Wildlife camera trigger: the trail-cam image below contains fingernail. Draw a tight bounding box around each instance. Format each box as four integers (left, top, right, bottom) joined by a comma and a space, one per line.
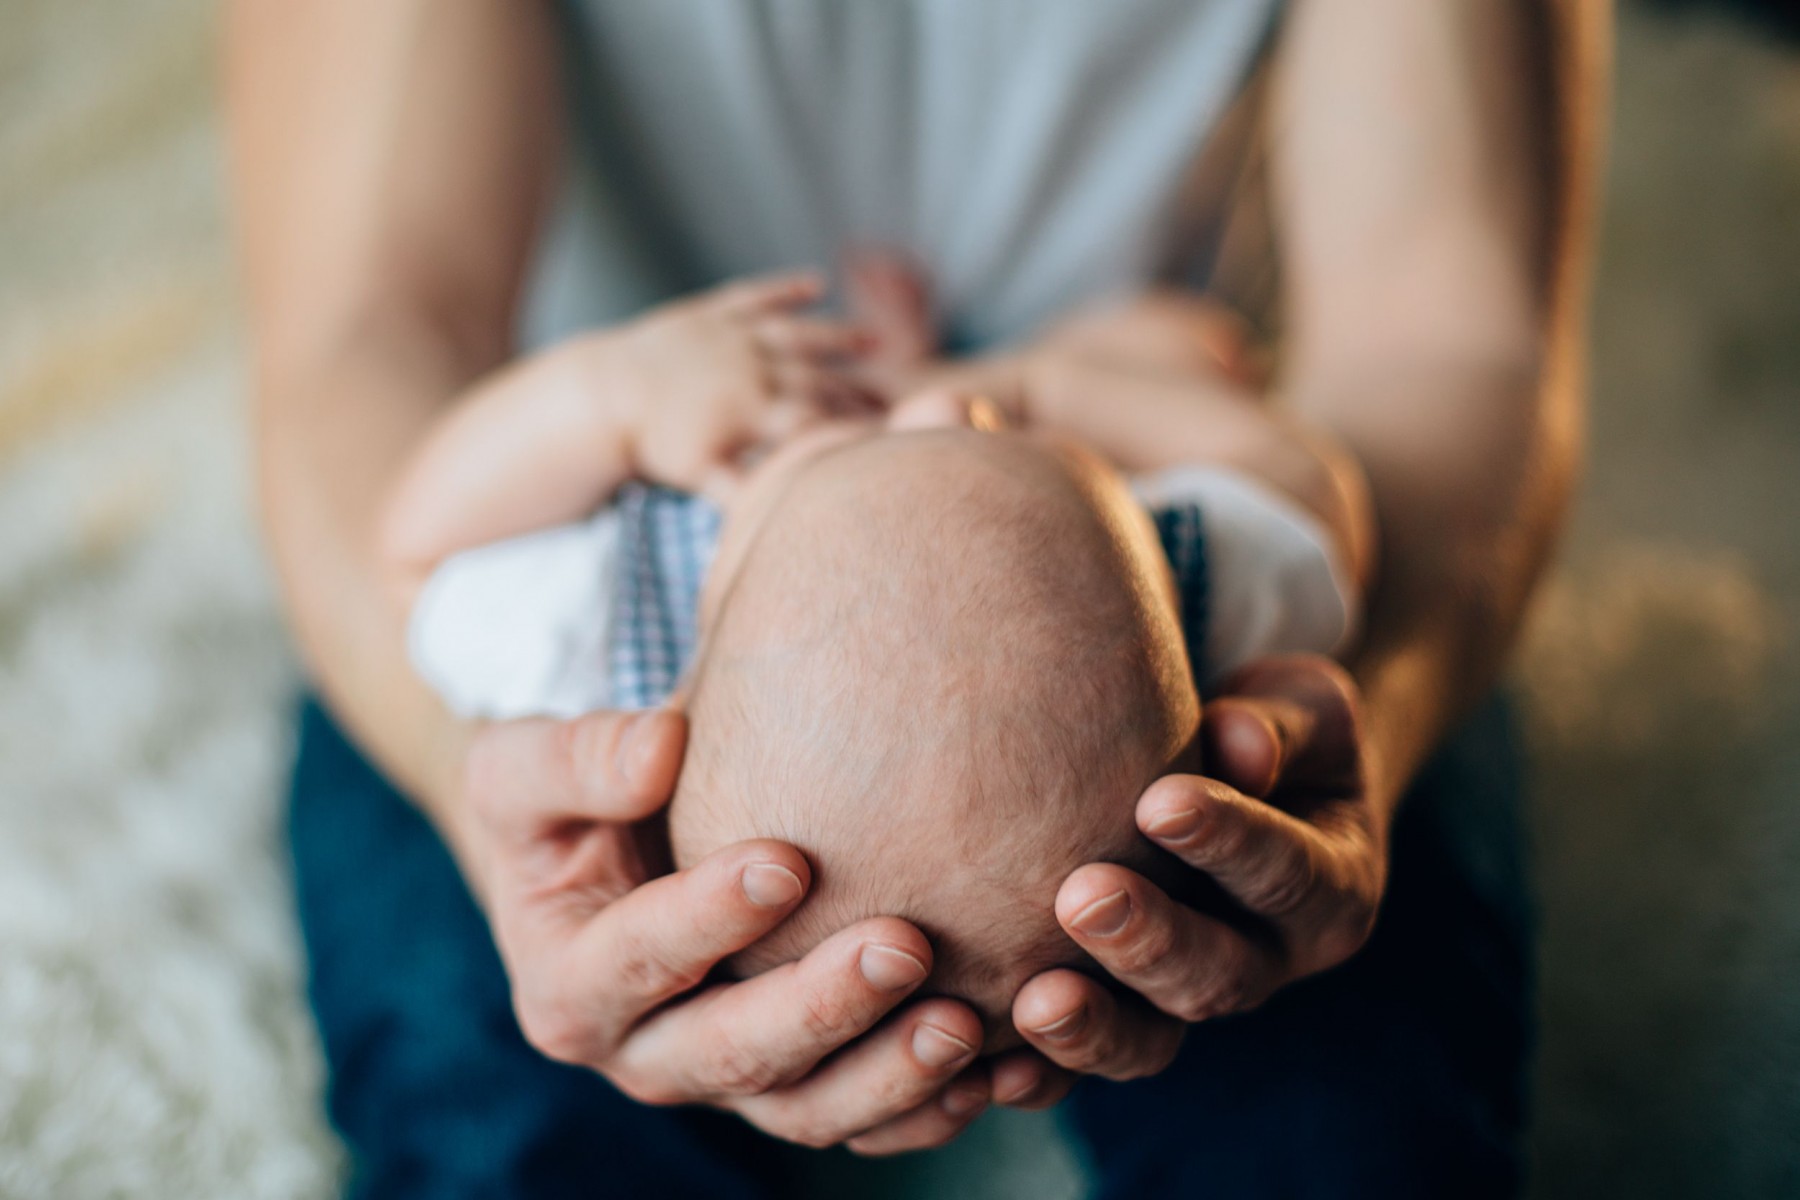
859, 943, 929, 991
1071, 890, 1132, 938
741, 862, 804, 908
1030, 1006, 1088, 1043
1146, 806, 1203, 844
995, 1078, 1039, 1106
912, 1023, 976, 1070
942, 1085, 986, 1116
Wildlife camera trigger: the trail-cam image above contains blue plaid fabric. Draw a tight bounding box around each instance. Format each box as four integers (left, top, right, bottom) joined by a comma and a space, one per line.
608, 484, 721, 709
606, 483, 1211, 709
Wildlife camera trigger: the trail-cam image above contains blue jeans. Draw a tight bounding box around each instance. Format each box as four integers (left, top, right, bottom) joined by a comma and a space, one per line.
288, 696, 1534, 1198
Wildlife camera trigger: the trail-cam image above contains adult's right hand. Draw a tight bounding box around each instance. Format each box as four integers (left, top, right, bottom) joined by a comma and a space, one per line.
464, 706, 1046, 1152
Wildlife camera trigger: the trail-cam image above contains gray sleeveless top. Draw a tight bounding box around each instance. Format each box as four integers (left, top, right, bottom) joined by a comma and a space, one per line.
522, 0, 1283, 351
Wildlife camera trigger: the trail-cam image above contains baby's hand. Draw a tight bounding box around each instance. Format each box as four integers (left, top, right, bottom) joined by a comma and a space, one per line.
614, 272, 877, 497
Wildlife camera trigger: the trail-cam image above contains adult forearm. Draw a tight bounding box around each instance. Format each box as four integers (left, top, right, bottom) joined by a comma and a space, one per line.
226, 0, 564, 877
256, 315, 492, 868
1291, 347, 1580, 818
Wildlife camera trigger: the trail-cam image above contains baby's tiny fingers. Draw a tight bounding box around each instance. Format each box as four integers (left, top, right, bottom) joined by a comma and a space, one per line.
767, 361, 885, 420
711, 271, 826, 314
752, 396, 826, 445
754, 314, 875, 360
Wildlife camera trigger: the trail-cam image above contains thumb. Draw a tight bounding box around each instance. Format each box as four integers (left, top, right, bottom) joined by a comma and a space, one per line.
1203, 656, 1360, 799
1201, 698, 1300, 799
466, 708, 688, 838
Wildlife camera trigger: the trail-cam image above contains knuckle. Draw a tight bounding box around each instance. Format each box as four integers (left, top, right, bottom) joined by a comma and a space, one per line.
1170, 983, 1225, 1024
787, 1121, 843, 1151
1243, 850, 1317, 918
562, 715, 617, 789
1110, 912, 1178, 978
1049, 1023, 1116, 1076
751, 1100, 841, 1149
610, 1067, 680, 1108
1317, 906, 1378, 968
701, 1032, 783, 1098
612, 935, 706, 1004
1112, 1025, 1185, 1081
515, 994, 593, 1066
795, 983, 859, 1046
1195, 806, 1252, 867
1172, 944, 1254, 1023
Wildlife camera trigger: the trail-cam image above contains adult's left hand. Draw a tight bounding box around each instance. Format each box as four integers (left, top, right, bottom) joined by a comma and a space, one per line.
1010, 655, 1390, 1078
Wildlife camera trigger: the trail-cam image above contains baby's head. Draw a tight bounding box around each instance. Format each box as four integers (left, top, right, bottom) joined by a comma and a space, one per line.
669, 409, 1199, 1041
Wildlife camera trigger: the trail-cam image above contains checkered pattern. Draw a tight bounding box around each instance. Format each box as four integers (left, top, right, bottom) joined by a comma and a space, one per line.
608, 484, 720, 709
607, 483, 1211, 708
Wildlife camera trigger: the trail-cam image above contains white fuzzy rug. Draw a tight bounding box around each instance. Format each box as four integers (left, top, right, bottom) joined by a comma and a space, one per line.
0, 344, 341, 1198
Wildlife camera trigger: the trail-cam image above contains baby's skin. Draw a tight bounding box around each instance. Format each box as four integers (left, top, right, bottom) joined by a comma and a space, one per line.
670, 418, 1202, 1048
381, 271, 1373, 1044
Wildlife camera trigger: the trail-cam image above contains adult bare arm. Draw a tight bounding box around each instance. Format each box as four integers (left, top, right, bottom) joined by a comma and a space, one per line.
226, 0, 563, 852
226, 0, 1032, 1148
1016, 0, 1607, 1075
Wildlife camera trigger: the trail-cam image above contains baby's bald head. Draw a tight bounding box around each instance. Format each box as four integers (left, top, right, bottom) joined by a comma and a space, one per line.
668, 429, 1198, 1036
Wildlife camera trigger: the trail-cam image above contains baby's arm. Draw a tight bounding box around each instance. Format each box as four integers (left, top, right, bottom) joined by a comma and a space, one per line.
378, 273, 870, 607
1021, 299, 1376, 590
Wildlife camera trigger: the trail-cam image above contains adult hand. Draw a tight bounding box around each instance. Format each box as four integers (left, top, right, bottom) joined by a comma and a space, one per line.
1011, 656, 1389, 1079
464, 706, 1069, 1152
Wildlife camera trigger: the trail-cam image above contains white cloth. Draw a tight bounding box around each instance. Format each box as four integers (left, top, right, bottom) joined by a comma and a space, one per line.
1132, 465, 1358, 680
409, 514, 626, 721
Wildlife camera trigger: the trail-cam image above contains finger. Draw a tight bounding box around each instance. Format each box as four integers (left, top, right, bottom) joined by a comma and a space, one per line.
987, 1048, 1076, 1111
1205, 656, 1362, 801
1011, 968, 1185, 1081
711, 271, 825, 315
843, 1067, 992, 1156
1055, 864, 1284, 1024
1139, 774, 1341, 920
515, 839, 809, 1065
754, 314, 876, 360
843, 247, 936, 365
731, 998, 984, 1148
751, 394, 830, 445
611, 916, 934, 1101
466, 709, 688, 837
769, 367, 887, 426
765, 358, 872, 410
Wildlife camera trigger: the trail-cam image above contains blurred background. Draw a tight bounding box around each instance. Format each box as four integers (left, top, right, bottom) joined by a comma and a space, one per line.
0, 2, 1795, 1196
